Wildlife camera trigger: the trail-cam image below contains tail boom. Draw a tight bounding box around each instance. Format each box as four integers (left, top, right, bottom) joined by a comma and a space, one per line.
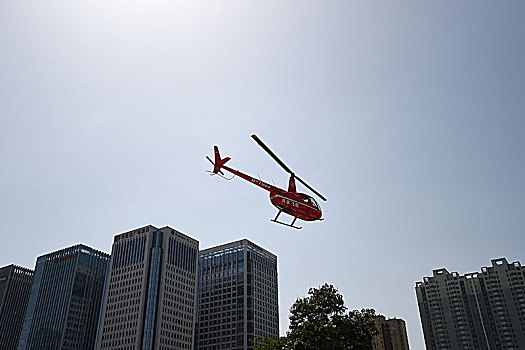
207, 146, 280, 193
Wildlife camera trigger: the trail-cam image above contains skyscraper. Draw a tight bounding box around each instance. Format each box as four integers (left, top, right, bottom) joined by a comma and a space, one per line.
373, 315, 410, 350
17, 244, 110, 350
197, 239, 279, 350
415, 258, 525, 349
0, 265, 34, 350
95, 225, 199, 350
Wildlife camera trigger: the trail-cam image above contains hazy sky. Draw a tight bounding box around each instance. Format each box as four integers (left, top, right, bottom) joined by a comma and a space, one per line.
1, 1, 523, 348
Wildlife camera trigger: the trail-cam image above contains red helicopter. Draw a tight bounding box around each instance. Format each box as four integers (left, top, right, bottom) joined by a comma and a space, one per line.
207, 134, 326, 229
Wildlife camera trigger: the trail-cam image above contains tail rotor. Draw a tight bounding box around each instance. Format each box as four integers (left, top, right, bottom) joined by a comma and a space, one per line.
206, 146, 234, 180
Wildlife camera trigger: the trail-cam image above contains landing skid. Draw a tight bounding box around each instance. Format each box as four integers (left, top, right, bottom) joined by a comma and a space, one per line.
271, 210, 302, 229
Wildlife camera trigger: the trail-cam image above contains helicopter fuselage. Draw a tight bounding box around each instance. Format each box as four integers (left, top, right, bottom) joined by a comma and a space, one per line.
269, 191, 322, 221
207, 136, 325, 229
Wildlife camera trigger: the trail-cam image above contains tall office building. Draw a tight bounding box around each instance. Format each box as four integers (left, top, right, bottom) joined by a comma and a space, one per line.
17, 244, 110, 350
96, 225, 199, 350
0, 265, 34, 350
373, 315, 409, 350
415, 258, 525, 349
197, 239, 279, 350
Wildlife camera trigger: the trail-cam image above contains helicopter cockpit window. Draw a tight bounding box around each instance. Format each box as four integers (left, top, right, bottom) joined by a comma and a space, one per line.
301, 194, 309, 202
310, 198, 319, 209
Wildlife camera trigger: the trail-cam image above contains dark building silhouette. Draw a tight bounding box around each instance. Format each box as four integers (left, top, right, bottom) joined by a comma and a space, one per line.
197, 239, 279, 350
95, 225, 199, 350
373, 315, 409, 350
17, 244, 109, 350
0, 265, 34, 350
416, 258, 525, 349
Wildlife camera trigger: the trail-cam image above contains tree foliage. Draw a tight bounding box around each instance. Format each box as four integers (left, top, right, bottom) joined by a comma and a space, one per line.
255, 283, 378, 350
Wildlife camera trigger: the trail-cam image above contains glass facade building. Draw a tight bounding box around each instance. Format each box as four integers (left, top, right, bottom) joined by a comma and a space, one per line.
416, 258, 525, 349
197, 239, 279, 350
17, 244, 110, 350
96, 225, 199, 350
0, 264, 34, 350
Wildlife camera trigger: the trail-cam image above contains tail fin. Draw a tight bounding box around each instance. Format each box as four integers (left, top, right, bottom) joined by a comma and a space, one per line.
207, 146, 230, 175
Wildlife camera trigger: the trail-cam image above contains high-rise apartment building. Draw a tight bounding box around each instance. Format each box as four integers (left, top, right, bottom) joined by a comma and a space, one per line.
17, 244, 110, 350
0, 265, 34, 350
415, 258, 525, 349
197, 239, 279, 350
373, 315, 409, 350
95, 225, 199, 350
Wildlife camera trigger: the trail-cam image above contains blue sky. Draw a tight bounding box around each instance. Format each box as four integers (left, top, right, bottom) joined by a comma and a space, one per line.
1, 1, 523, 348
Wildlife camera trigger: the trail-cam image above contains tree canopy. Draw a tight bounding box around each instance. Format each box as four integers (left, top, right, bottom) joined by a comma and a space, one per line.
255, 283, 378, 350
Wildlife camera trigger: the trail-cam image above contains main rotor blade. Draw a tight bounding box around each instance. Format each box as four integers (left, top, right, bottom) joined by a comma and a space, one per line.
295, 175, 327, 201
252, 134, 326, 201
251, 134, 294, 175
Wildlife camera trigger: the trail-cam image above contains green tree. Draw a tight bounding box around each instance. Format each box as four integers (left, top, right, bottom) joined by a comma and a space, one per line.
255, 283, 378, 350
